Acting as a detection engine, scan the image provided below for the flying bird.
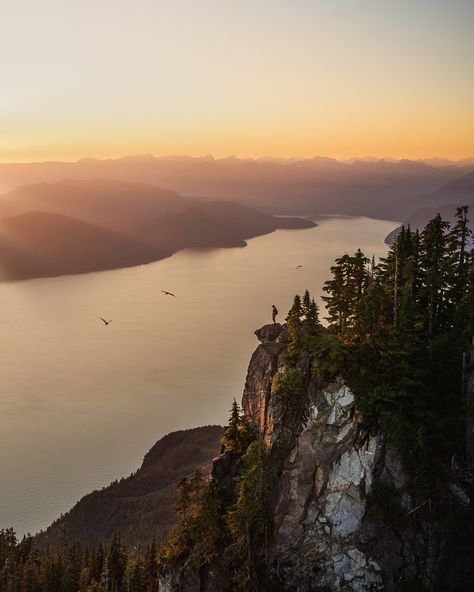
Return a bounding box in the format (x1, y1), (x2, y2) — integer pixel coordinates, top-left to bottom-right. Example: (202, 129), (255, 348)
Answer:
(100, 318), (113, 326)
(161, 291), (176, 297)
(296, 265), (303, 268)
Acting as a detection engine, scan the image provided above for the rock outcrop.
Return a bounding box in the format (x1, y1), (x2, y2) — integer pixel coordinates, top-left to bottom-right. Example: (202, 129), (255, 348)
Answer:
(242, 324), (385, 591)
(161, 324), (474, 591)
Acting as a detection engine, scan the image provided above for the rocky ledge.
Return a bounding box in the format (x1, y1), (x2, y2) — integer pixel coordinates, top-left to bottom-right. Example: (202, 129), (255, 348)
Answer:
(243, 324), (473, 591)
(161, 323), (474, 592)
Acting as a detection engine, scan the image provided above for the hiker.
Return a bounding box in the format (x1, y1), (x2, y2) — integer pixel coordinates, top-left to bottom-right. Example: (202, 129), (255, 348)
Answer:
(272, 305), (278, 324)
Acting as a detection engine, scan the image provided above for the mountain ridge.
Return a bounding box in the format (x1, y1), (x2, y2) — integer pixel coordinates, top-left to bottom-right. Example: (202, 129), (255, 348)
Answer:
(0, 179), (315, 280)
(35, 426), (224, 550)
(1, 155), (472, 219)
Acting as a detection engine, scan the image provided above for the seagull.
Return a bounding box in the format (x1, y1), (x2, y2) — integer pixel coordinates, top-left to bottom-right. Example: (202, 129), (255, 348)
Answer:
(100, 318), (113, 326)
(161, 291), (176, 297)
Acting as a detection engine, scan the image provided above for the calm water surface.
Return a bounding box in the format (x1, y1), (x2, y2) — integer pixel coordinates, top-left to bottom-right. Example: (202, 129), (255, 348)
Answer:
(0, 216), (397, 535)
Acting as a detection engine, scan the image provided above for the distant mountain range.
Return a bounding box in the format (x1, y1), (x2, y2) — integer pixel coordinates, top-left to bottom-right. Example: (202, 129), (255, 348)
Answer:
(1, 156), (473, 279)
(0, 212), (162, 279)
(1, 155), (473, 219)
(35, 426), (223, 549)
(0, 179), (315, 280)
(385, 172), (474, 243)
(385, 171), (474, 218)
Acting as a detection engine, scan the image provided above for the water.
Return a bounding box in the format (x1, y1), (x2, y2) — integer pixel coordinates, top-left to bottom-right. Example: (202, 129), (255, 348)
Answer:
(0, 215), (397, 536)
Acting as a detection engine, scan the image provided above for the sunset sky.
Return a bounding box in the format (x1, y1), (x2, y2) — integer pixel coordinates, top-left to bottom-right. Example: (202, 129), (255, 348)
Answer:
(1, 0), (473, 162)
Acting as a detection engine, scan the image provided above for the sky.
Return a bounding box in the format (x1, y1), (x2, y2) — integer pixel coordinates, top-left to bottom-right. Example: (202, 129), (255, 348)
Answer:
(0, 0), (473, 162)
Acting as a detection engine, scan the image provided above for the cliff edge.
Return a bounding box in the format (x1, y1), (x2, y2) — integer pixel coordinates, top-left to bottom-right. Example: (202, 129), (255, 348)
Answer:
(160, 323), (474, 592)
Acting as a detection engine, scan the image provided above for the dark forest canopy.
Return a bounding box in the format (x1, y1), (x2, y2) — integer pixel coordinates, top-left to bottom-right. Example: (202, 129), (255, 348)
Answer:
(320, 206), (473, 486)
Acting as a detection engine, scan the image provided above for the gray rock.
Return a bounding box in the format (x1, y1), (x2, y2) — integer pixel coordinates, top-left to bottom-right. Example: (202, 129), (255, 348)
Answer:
(254, 323), (285, 343)
(163, 325), (454, 592)
(324, 491), (365, 537)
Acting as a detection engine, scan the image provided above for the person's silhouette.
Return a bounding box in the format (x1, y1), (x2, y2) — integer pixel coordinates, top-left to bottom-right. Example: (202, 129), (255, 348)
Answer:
(272, 305), (278, 324)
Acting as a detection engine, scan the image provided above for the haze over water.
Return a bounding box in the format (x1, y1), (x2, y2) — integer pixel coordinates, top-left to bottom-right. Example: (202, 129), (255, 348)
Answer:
(0, 216), (396, 536)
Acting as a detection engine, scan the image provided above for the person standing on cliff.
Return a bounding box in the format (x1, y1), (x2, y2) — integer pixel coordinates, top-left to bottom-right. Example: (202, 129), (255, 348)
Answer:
(272, 304), (278, 324)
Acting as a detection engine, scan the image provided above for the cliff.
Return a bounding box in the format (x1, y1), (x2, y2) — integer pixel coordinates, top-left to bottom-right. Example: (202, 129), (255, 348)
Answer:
(160, 324), (474, 592)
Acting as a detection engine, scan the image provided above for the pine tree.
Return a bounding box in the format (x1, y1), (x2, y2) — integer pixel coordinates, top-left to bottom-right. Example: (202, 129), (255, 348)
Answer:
(447, 206), (472, 318)
(285, 295), (303, 360)
(221, 400), (252, 456)
(323, 256), (349, 332)
(301, 290), (311, 317)
(301, 290), (319, 334)
(143, 540), (158, 592)
(322, 250), (369, 335)
(285, 294), (303, 321)
(108, 534), (127, 592)
(419, 213), (451, 337)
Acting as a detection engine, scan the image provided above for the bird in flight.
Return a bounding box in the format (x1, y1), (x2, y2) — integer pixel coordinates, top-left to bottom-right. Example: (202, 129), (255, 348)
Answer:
(161, 291), (176, 297)
(296, 265), (303, 268)
(100, 318), (113, 326)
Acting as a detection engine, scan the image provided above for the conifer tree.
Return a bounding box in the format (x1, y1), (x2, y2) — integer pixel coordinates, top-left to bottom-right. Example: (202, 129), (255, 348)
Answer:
(305, 299), (319, 330)
(420, 213), (451, 336)
(447, 206), (472, 318)
(301, 290), (311, 317)
(142, 540), (159, 592)
(221, 400), (252, 456)
(322, 250), (369, 335)
(301, 290), (320, 333)
(286, 294), (303, 321)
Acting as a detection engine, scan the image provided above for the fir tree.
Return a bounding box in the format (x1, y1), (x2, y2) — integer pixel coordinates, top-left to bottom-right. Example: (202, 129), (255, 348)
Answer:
(419, 213), (451, 336)
(322, 250), (370, 335)
(221, 400), (253, 456)
(301, 290), (319, 333)
(285, 294), (303, 321)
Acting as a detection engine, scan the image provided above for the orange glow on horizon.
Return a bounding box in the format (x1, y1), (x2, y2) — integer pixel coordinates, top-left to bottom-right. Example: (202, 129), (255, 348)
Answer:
(1, 1), (472, 164)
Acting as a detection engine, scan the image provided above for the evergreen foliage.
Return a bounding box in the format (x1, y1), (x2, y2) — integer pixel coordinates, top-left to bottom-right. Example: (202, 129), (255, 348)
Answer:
(220, 400), (254, 455)
(322, 249), (370, 334)
(322, 208), (474, 488)
(285, 290), (322, 362)
(272, 367), (303, 399)
(0, 528), (158, 592)
(157, 398), (274, 590)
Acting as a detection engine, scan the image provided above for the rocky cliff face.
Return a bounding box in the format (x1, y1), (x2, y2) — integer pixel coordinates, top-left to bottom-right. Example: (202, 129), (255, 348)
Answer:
(241, 325), (384, 591)
(161, 324), (473, 591)
(244, 324), (474, 592)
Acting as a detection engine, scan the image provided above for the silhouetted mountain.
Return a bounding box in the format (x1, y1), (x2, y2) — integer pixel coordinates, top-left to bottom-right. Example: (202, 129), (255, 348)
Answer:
(437, 171), (474, 197)
(386, 171), (474, 220)
(35, 425), (223, 550)
(0, 212), (162, 280)
(1, 155), (472, 219)
(0, 179), (191, 237)
(144, 207), (248, 249)
(385, 202), (474, 244)
(0, 179), (315, 280)
(417, 157), (474, 168)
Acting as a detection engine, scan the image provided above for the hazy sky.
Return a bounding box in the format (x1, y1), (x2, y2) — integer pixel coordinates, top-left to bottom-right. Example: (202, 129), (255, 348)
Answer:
(1, 0), (473, 161)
